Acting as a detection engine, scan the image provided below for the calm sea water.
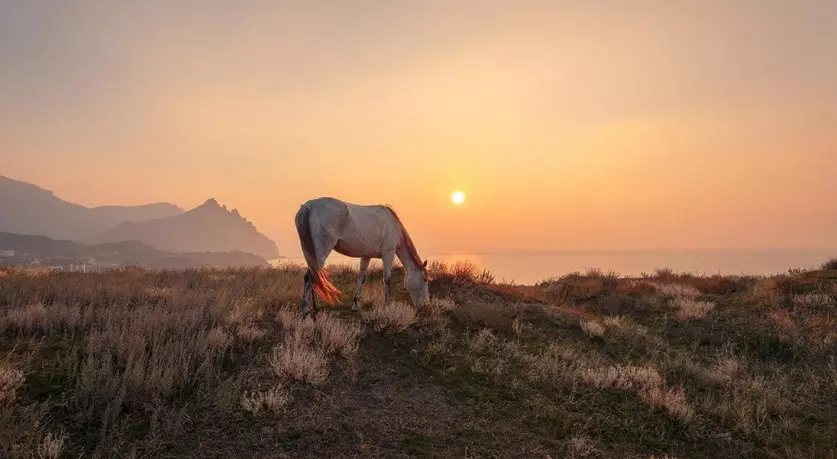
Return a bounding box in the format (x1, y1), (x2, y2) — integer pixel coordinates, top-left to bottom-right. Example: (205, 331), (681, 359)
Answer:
(271, 250), (836, 285)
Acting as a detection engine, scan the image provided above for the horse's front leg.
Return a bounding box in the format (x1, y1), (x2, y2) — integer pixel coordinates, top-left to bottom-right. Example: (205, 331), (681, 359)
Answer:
(352, 257), (371, 311)
(382, 252), (394, 304)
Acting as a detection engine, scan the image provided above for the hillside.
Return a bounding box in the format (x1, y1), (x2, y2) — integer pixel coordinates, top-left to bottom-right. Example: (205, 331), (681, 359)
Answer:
(1, 262), (836, 457)
(0, 175), (183, 240)
(0, 232), (268, 269)
(87, 198), (280, 259)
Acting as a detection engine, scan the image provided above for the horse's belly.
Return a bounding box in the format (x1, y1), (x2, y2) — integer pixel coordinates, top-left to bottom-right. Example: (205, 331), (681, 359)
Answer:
(334, 239), (379, 258)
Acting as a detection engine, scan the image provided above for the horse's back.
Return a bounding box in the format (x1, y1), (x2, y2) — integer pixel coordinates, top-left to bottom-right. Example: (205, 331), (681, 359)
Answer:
(300, 197), (388, 224)
(298, 197), (399, 257)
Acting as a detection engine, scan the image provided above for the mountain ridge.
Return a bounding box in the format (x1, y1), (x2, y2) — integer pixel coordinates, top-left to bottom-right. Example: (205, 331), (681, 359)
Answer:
(1, 176), (280, 259)
(0, 175), (184, 240)
(87, 198), (281, 259)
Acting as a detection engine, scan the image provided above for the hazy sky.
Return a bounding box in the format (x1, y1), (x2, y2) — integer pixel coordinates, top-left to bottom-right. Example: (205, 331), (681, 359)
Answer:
(2, 1), (836, 255)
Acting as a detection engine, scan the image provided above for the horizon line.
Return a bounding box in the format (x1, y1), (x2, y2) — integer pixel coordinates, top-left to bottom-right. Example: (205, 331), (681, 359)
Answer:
(273, 248), (837, 259)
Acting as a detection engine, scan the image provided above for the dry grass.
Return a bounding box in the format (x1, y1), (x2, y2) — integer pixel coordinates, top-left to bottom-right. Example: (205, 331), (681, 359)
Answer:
(674, 298), (715, 321)
(0, 361), (24, 405)
(580, 320), (605, 338)
(312, 312), (362, 358)
(581, 364), (693, 421)
(566, 434), (602, 458)
(241, 385), (291, 415)
(792, 292), (835, 309)
(652, 283), (701, 298)
(429, 260), (495, 284)
(36, 432), (67, 459)
(269, 330), (329, 386)
(207, 327), (233, 348)
(236, 324), (267, 342)
(580, 364), (663, 391)
(0, 265), (836, 457)
(362, 301), (416, 333)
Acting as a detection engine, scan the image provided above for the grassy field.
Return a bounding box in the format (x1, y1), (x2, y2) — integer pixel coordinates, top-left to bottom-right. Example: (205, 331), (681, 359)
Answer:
(1, 260), (837, 458)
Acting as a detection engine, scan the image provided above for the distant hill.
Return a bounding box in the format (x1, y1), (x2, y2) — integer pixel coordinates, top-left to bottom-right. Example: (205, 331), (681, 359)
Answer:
(0, 232), (268, 269)
(86, 198), (280, 260)
(0, 175), (183, 240)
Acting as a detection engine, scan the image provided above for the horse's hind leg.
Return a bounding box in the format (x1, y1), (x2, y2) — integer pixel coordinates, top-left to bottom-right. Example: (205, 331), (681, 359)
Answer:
(301, 270), (314, 318)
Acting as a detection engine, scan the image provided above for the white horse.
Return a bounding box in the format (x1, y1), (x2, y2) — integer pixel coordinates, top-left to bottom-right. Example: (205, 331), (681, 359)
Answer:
(294, 197), (430, 316)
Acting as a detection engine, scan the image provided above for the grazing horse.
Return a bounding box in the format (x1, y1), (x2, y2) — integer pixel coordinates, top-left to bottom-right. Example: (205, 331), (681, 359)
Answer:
(294, 197), (430, 317)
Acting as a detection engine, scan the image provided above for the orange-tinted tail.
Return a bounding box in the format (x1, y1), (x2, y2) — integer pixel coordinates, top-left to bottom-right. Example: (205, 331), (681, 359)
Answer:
(295, 204), (343, 304)
(312, 269), (342, 305)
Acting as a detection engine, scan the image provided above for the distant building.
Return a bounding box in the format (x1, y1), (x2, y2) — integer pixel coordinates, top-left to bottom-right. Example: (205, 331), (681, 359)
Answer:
(0, 250), (16, 257)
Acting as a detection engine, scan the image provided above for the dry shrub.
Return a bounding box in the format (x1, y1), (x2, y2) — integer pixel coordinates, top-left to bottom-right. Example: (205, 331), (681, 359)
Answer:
(581, 364), (663, 391)
(143, 287), (172, 299)
(0, 361), (25, 405)
(674, 298), (714, 321)
(643, 385), (694, 421)
(430, 261), (494, 284)
(206, 327), (232, 349)
(241, 385), (291, 415)
(225, 298), (263, 326)
(467, 328), (497, 352)
(580, 364), (693, 421)
(746, 278), (782, 307)
(236, 324), (267, 342)
(37, 432), (68, 459)
(540, 273), (611, 301)
(580, 320), (605, 338)
(792, 293), (835, 309)
(272, 310), (360, 384)
(706, 358), (744, 385)
(3, 303), (47, 332)
(653, 283), (700, 299)
(567, 434), (602, 458)
(269, 332), (329, 386)
(277, 308), (302, 331)
(423, 325), (455, 360)
(601, 316), (624, 328)
(362, 301), (416, 333)
(313, 312), (362, 358)
(424, 297), (456, 316)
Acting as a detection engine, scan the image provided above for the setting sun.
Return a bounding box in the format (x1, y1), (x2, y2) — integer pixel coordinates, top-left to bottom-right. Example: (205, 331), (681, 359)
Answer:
(451, 191), (466, 205)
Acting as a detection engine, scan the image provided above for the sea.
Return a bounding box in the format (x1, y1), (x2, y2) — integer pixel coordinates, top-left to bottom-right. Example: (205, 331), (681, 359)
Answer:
(271, 249), (836, 285)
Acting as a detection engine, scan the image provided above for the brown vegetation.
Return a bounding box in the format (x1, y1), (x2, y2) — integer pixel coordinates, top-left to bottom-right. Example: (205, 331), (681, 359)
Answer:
(1, 262), (836, 457)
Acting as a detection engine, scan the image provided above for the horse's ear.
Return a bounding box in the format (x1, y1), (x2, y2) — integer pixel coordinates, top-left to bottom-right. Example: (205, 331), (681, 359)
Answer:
(422, 260), (428, 269)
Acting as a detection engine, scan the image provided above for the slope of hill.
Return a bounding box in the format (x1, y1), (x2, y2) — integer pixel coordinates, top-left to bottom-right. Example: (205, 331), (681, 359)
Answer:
(1, 263), (836, 457)
(0, 232), (268, 269)
(0, 175), (183, 240)
(87, 198), (280, 259)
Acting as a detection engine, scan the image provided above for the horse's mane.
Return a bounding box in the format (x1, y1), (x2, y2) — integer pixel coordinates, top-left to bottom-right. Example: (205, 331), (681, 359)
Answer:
(383, 205), (423, 269)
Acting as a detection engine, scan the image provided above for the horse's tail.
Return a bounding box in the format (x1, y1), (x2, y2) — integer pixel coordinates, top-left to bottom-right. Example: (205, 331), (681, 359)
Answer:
(295, 204), (342, 304)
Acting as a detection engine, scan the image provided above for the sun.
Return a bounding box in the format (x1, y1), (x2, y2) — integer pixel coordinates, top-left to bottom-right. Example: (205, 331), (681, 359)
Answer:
(451, 190), (465, 205)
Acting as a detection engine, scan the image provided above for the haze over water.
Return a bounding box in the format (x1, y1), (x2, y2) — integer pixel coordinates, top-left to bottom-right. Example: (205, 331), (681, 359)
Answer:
(274, 249), (834, 284)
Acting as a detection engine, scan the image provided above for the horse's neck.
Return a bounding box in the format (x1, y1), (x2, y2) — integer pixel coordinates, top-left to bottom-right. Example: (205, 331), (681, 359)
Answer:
(395, 245), (421, 274)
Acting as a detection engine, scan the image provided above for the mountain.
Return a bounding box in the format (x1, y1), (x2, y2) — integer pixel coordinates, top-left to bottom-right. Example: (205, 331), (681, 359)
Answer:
(0, 175), (183, 240)
(0, 232), (268, 269)
(87, 198), (280, 259)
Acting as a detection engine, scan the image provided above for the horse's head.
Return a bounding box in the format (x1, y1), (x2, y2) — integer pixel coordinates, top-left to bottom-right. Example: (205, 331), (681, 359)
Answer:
(405, 260), (430, 306)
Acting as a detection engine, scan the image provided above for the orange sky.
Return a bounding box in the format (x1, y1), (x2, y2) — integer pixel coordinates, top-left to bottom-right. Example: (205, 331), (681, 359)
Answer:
(1, 2), (836, 255)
